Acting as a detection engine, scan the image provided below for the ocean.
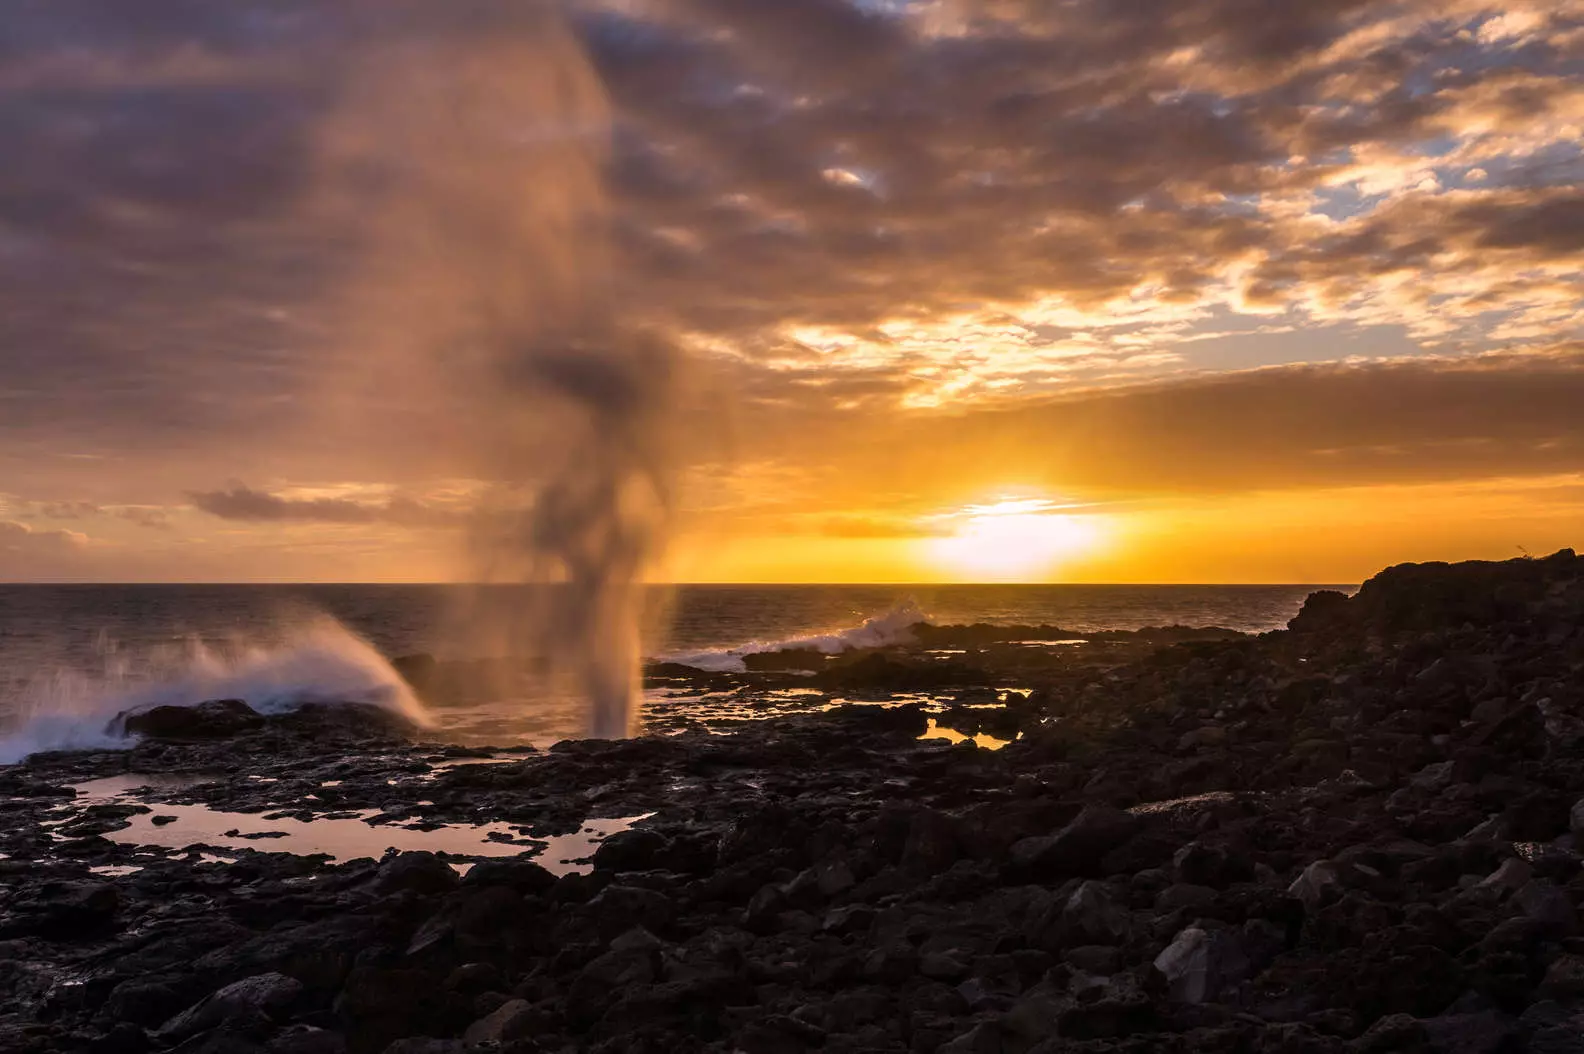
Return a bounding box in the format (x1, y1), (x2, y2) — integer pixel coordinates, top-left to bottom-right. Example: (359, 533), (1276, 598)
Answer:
(0, 583), (1341, 759)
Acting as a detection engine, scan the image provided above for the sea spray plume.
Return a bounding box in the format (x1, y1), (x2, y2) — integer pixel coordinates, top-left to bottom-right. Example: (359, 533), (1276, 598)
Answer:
(467, 334), (679, 739)
(314, 1), (679, 737)
(0, 618), (428, 764)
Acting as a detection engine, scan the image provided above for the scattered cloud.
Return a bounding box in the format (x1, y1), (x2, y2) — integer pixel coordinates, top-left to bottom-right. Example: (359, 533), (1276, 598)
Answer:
(1, 0), (1582, 578)
(187, 485), (464, 528)
(0, 520), (87, 554)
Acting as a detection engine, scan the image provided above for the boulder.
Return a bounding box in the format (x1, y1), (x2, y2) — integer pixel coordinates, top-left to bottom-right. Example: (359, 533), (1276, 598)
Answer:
(1059, 881), (1133, 946)
(116, 699), (263, 740)
(1173, 841), (1250, 887)
(461, 999), (534, 1045)
(585, 884), (675, 937)
(266, 1026), (347, 1054)
(158, 973), (304, 1041)
(458, 858), (556, 895)
(1152, 922), (1280, 1004)
(590, 828), (667, 873)
(372, 852), (459, 896)
(1009, 806), (1143, 879)
(1420, 1010), (1516, 1054)
(567, 948), (657, 1025)
(3, 880), (120, 940)
(1289, 861), (1342, 908)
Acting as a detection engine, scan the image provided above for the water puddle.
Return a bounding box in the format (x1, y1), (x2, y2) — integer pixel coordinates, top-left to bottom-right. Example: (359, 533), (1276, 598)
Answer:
(423, 755), (525, 776)
(69, 773), (212, 801)
(67, 778), (650, 876)
(919, 719), (1013, 751)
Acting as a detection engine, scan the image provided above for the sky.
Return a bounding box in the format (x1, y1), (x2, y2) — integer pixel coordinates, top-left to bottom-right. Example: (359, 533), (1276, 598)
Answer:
(1, 0), (1581, 584)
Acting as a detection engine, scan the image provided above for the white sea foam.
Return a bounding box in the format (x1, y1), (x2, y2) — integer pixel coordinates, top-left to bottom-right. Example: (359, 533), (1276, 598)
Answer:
(663, 600), (929, 673)
(0, 617), (428, 764)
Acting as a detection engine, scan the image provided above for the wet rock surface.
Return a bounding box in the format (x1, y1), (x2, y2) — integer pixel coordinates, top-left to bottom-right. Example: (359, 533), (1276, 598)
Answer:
(0, 550), (1581, 1051)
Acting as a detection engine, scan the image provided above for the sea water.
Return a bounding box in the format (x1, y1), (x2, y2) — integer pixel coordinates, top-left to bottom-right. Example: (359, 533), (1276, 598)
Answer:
(0, 583), (1339, 760)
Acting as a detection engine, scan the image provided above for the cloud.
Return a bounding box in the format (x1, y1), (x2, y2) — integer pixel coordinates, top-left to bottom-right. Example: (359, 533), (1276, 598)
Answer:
(0, 520), (87, 553)
(731, 345), (1584, 501)
(815, 515), (952, 540)
(1, 0), (1578, 436)
(187, 485), (462, 528)
(114, 506), (174, 531)
(1, 0), (1583, 581)
(35, 501), (101, 520)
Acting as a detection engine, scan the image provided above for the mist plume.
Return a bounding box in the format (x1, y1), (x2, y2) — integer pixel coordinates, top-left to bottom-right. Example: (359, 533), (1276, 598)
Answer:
(317, 0), (679, 738)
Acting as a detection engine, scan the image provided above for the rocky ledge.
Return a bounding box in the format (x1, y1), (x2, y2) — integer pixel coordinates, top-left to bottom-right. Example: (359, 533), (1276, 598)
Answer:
(1, 550), (1582, 1054)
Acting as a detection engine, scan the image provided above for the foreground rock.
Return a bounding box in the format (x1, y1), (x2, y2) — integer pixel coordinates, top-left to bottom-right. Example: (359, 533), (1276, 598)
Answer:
(0, 550), (1579, 1053)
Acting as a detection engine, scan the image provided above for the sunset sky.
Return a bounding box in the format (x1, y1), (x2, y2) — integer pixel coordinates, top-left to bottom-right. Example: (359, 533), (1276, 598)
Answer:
(1, 0), (1581, 584)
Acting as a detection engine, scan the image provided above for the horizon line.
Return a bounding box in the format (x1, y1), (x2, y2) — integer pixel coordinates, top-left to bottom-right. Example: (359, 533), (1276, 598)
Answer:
(0, 580), (1358, 589)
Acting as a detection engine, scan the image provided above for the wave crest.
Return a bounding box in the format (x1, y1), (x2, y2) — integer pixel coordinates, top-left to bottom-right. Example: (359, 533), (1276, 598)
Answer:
(0, 617), (428, 764)
(663, 600), (928, 673)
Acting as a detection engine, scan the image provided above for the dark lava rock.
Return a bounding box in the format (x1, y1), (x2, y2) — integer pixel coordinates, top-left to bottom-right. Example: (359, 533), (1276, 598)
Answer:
(114, 699), (263, 740)
(742, 648), (827, 672)
(1009, 805), (1144, 879)
(8, 549), (1584, 1054)
(2, 880), (120, 939)
(271, 702), (418, 739)
(157, 973), (304, 1042)
(372, 852), (459, 896)
(458, 858), (556, 895)
(590, 828), (667, 873)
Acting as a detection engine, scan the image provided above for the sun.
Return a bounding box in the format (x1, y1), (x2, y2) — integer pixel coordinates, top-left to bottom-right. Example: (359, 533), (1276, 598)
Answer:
(924, 498), (1107, 581)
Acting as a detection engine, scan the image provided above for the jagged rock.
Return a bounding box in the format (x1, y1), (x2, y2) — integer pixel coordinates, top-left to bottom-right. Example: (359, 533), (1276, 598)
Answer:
(379, 1042), (466, 1054)
(1476, 858), (1532, 894)
(461, 999), (534, 1045)
(1060, 881), (1133, 945)
(939, 1021), (1007, 1054)
(266, 1026), (346, 1054)
(158, 973), (303, 1041)
(372, 852), (459, 896)
(333, 966), (461, 1052)
(1178, 726), (1227, 751)
(785, 858), (855, 903)
(106, 979), (191, 1027)
(1064, 945), (1122, 975)
(1289, 861), (1342, 908)
(590, 828), (667, 872)
(115, 699), (263, 740)
(458, 858), (556, 894)
(901, 808), (965, 875)
(585, 884), (674, 937)
(3, 880), (120, 939)
(1173, 841), (1250, 887)
(1541, 955), (1584, 999)
(567, 948), (657, 1024)
(1347, 1013), (1427, 1053)
(1152, 922), (1280, 1004)
(1515, 880), (1579, 934)
(1155, 883), (1219, 913)
(1009, 806), (1143, 879)
(1420, 1010), (1516, 1054)
(1409, 761), (1455, 792)
(1570, 798), (1584, 838)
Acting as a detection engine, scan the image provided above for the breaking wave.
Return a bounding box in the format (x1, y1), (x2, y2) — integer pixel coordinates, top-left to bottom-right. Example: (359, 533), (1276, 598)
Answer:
(663, 600), (928, 673)
(0, 617), (429, 764)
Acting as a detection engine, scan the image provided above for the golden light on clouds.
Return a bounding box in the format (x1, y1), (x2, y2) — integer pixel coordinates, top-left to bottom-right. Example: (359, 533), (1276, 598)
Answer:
(922, 499), (1110, 583)
(2, 2), (1583, 584)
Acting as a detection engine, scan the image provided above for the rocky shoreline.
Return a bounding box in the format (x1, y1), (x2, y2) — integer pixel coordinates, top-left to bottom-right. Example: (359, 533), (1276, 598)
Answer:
(3, 550), (1583, 1053)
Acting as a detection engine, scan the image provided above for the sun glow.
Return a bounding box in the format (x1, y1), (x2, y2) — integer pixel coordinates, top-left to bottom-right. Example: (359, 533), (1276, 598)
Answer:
(924, 498), (1108, 581)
